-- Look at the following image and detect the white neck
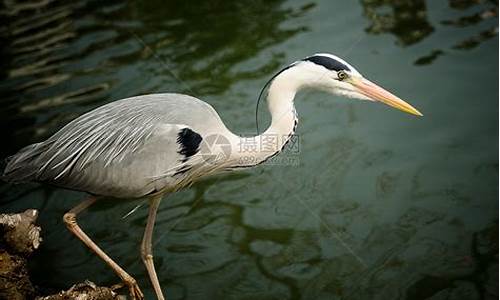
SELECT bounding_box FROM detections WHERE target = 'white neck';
[228,66,304,168]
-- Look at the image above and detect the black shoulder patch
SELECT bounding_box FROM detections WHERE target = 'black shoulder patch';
[177,128,202,161]
[304,55,350,72]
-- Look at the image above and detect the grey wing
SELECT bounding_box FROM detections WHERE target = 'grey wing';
[3,93,224,197]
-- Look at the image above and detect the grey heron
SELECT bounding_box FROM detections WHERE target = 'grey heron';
[2,53,422,300]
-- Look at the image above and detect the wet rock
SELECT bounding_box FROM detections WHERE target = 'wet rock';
[0,209,40,300]
[36,281,122,300]
[0,210,123,300]
[0,209,41,256]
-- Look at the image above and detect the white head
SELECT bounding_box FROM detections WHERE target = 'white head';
[275,53,422,116]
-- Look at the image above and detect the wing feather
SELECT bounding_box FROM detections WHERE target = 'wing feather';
[3,93,225,197]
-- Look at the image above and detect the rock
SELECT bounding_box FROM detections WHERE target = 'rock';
[0,249,36,300]
[0,210,124,300]
[0,209,40,299]
[0,209,41,256]
[36,280,123,300]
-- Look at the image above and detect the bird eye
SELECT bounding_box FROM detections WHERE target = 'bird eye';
[337,70,348,81]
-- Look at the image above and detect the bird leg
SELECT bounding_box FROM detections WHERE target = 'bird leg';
[63,196,144,300]
[141,195,166,300]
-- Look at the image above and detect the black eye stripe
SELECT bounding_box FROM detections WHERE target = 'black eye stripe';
[303,55,350,72]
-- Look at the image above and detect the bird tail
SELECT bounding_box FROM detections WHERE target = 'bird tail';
[2,142,48,183]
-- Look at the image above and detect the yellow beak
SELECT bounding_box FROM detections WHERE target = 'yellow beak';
[348,77,423,117]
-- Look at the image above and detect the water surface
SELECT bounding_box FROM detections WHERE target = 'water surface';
[0,0,498,299]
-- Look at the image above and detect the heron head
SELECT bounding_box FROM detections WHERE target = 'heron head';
[295,53,423,116]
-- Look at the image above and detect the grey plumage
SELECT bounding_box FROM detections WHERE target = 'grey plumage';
[3,93,231,198]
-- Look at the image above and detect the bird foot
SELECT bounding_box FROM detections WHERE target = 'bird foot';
[128,283,144,300]
[111,279,144,300]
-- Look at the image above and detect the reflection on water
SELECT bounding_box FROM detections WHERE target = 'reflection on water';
[0,0,498,299]
[361,0,498,65]
[361,0,434,46]
[405,223,498,300]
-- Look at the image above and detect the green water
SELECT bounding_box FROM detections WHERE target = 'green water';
[1,0,498,299]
